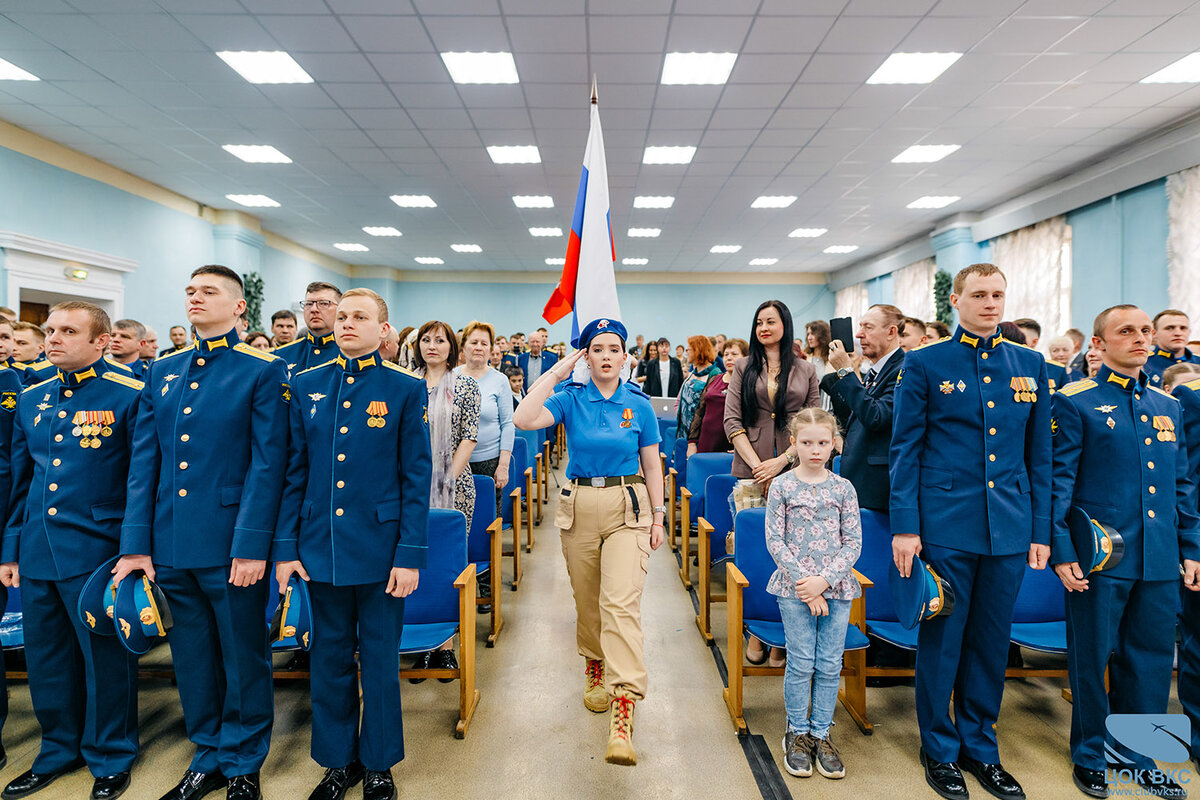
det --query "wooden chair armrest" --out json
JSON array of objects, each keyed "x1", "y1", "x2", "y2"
[
  {"x1": 454, "y1": 562, "x2": 477, "y2": 590},
  {"x1": 680, "y1": 486, "x2": 692, "y2": 500},
  {"x1": 852, "y1": 568, "x2": 874, "y2": 589},
  {"x1": 698, "y1": 517, "x2": 713, "y2": 536},
  {"x1": 727, "y1": 562, "x2": 749, "y2": 589}
]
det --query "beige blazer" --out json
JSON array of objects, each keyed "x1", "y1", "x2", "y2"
[{"x1": 722, "y1": 356, "x2": 820, "y2": 478}]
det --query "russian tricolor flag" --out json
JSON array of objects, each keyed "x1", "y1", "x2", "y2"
[{"x1": 542, "y1": 86, "x2": 621, "y2": 346}]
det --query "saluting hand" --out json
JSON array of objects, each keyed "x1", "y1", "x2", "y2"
[
  {"x1": 1054, "y1": 562, "x2": 1089, "y2": 592},
  {"x1": 113, "y1": 554, "x2": 155, "y2": 586},
  {"x1": 892, "y1": 533, "x2": 922, "y2": 578},
  {"x1": 275, "y1": 560, "x2": 309, "y2": 589},
  {"x1": 229, "y1": 558, "x2": 266, "y2": 587},
  {"x1": 1028, "y1": 543, "x2": 1050, "y2": 570},
  {"x1": 548, "y1": 348, "x2": 585, "y2": 383},
  {"x1": 1184, "y1": 559, "x2": 1200, "y2": 592},
  {"x1": 386, "y1": 567, "x2": 419, "y2": 598},
  {"x1": 0, "y1": 563, "x2": 18, "y2": 588}
]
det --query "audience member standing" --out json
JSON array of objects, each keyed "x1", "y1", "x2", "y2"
[
  {"x1": 456, "y1": 321, "x2": 514, "y2": 516},
  {"x1": 161, "y1": 325, "x2": 189, "y2": 356},
  {"x1": 899, "y1": 317, "x2": 927, "y2": 352},
  {"x1": 273, "y1": 282, "x2": 343, "y2": 375},
  {"x1": 1174, "y1": 370, "x2": 1200, "y2": 772},
  {"x1": 688, "y1": 338, "x2": 747, "y2": 456},
  {"x1": 519, "y1": 330, "x2": 559, "y2": 392},
  {"x1": 642, "y1": 337, "x2": 683, "y2": 398},
  {"x1": 1144, "y1": 309, "x2": 1198, "y2": 387},
  {"x1": 270, "y1": 310, "x2": 297, "y2": 346},
  {"x1": 676, "y1": 335, "x2": 721, "y2": 435}
]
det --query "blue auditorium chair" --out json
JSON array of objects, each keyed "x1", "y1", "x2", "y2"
[
  {"x1": 678, "y1": 452, "x2": 735, "y2": 588},
  {"x1": 511, "y1": 436, "x2": 536, "y2": 552},
  {"x1": 856, "y1": 509, "x2": 920, "y2": 655},
  {"x1": 515, "y1": 428, "x2": 545, "y2": 528},
  {"x1": 398, "y1": 509, "x2": 480, "y2": 738},
  {"x1": 1009, "y1": 563, "x2": 1069, "y2": 659},
  {"x1": 469, "y1": 474, "x2": 504, "y2": 647},
  {"x1": 696, "y1": 473, "x2": 737, "y2": 642},
  {"x1": 666, "y1": 438, "x2": 687, "y2": 550},
  {"x1": 0, "y1": 585, "x2": 22, "y2": 652},
  {"x1": 499, "y1": 441, "x2": 526, "y2": 591},
  {"x1": 723, "y1": 507, "x2": 874, "y2": 735}
]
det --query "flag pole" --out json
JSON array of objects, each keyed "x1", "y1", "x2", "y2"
[{"x1": 591, "y1": 74, "x2": 597, "y2": 105}]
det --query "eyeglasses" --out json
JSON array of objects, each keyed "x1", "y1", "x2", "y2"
[{"x1": 300, "y1": 300, "x2": 336, "y2": 310}]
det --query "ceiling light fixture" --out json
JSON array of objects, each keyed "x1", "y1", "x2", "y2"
[
  {"x1": 440, "y1": 51, "x2": 519, "y2": 84},
  {"x1": 627, "y1": 228, "x2": 661, "y2": 238},
  {"x1": 415, "y1": 257, "x2": 444, "y2": 265},
  {"x1": 0, "y1": 57, "x2": 39, "y2": 81},
  {"x1": 661, "y1": 52, "x2": 738, "y2": 85},
  {"x1": 513, "y1": 195, "x2": 554, "y2": 208},
  {"x1": 867, "y1": 52, "x2": 961, "y2": 85},
  {"x1": 633, "y1": 196, "x2": 675, "y2": 209},
  {"x1": 222, "y1": 145, "x2": 292, "y2": 164},
  {"x1": 390, "y1": 194, "x2": 437, "y2": 208},
  {"x1": 1141, "y1": 52, "x2": 1200, "y2": 83},
  {"x1": 225, "y1": 194, "x2": 280, "y2": 208},
  {"x1": 529, "y1": 227, "x2": 563, "y2": 237},
  {"x1": 749, "y1": 258, "x2": 778, "y2": 266},
  {"x1": 892, "y1": 144, "x2": 960, "y2": 163},
  {"x1": 362, "y1": 226, "x2": 402, "y2": 237},
  {"x1": 451, "y1": 244, "x2": 482, "y2": 253},
  {"x1": 710, "y1": 245, "x2": 742, "y2": 253},
  {"x1": 333, "y1": 243, "x2": 369, "y2": 252},
  {"x1": 907, "y1": 195, "x2": 960, "y2": 209},
  {"x1": 789, "y1": 228, "x2": 828, "y2": 238},
  {"x1": 622, "y1": 258, "x2": 649, "y2": 266},
  {"x1": 751, "y1": 195, "x2": 797, "y2": 209},
  {"x1": 824, "y1": 245, "x2": 859, "y2": 254},
  {"x1": 643, "y1": 146, "x2": 696, "y2": 165},
  {"x1": 487, "y1": 145, "x2": 541, "y2": 164},
  {"x1": 545, "y1": 258, "x2": 566, "y2": 266},
  {"x1": 216, "y1": 51, "x2": 313, "y2": 84}
]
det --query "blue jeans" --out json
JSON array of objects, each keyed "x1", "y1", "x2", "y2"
[{"x1": 777, "y1": 596, "x2": 851, "y2": 739}]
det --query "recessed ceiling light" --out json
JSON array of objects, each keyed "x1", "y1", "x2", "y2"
[
  {"x1": 216, "y1": 51, "x2": 313, "y2": 84},
  {"x1": 643, "y1": 146, "x2": 696, "y2": 165},
  {"x1": 866, "y1": 52, "x2": 962, "y2": 85},
  {"x1": 907, "y1": 195, "x2": 960, "y2": 209},
  {"x1": 0, "y1": 57, "x2": 39, "y2": 81},
  {"x1": 487, "y1": 145, "x2": 541, "y2": 164},
  {"x1": 627, "y1": 228, "x2": 661, "y2": 238},
  {"x1": 222, "y1": 145, "x2": 292, "y2": 164},
  {"x1": 529, "y1": 227, "x2": 563, "y2": 237},
  {"x1": 824, "y1": 245, "x2": 859, "y2": 254},
  {"x1": 415, "y1": 257, "x2": 444, "y2": 265},
  {"x1": 225, "y1": 194, "x2": 280, "y2": 208},
  {"x1": 440, "y1": 52, "x2": 519, "y2": 85},
  {"x1": 362, "y1": 226, "x2": 402, "y2": 237},
  {"x1": 390, "y1": 194, "x2": 437, "y2": 208},
  {"x1": 749, "y1": 258, "x2": 778, "y2": 266},
  {"x1": 1141, "y1": 52, "x2": 1200, "y2": 83},
  {"x1": 451, "y1": 244, "x2": 482, "y2": 253},
  {"x1": 789, "y1": 228, "x2": 828, "y2": 238},
  {"x1": 892, "y1": 144, "x2": 961, "y2": 163},
  {"x1": 333, "y1": 243, "x2": 369, "y2": 252},
  {"x1": 710, "y1": 245, "x2": 742, "y2": 253},
  {"x1": 622, "y1": 258, "x2": 649, "y2": 266},
  {"x1": 661, "y1": 52, "x2": 738, "y2": 85},
  {"x1": 545, "y1": 258, "x2": 566, "y2": 266},
  {"x1": 751, "y1": 195, "x2": 797, "y2": 209},
  {"x1": 513, "y1": 195, "x2": 554, "y2": 208},
  {"x1": 633, "y1": 196, "x2": 675, "y2": 209}
]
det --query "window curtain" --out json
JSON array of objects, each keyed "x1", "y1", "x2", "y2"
[
  {"x1": 834, "y1": 283, "x2": 868, "y2": 322},
  {"x1": 988, "y1": 216, "x2": 1072, "y2": 343},
  {"x1": 892, "y1": 258, "x2": 936, "y2": 321},
  {"x1": 1167, "y1": 165, "x2": 1200, "y2": 316}
]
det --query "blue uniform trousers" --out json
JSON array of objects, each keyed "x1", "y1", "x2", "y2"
[
  {"x1": 308, "y1": 581, "x2": 406, "y2": 771},
  {"x1": 0, "y1": 585, "x2": 7, "y2": 743},
  {"x1": 156, "y1": 566, "x2": 272, "y2": 776},
  {"x1": 22, "y1": 575, "x2": 138, "y2": 776},
  {"x1": 1065, "y1": 576, "x2": 1175, "y2": 771},
  {"x1": 916, "y1": 544, "x2": 1026, "y2": 763},
  {"x1": 1180, "y1": 586, "x2": 1200, "y2": 760}
]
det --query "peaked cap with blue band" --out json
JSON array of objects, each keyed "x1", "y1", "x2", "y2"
[
  {"x1": 113, "y1": 573, "x2": 173, "y2": 655},
  {"x1": 889, "y1": 554, "x2": 956, "y2": 630},
  {"x1": 1068, "y1": 506, "x2": 1125, "y2": 574},
  {"x1": 77, "y1": 555, "x2": 121, "y2": 637}
]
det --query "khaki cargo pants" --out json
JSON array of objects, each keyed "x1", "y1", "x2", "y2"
[{"x1": 556, "y1": 479, "x2": 652, "y2": 701}]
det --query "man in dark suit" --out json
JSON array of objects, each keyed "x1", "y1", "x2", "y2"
[
  {"x1": 641, "y1": 337, "x2": 683, "y2": 397},
  {"x1": 518, "y1": 331, "x2": 559, "y2": 393},
  {"x1": 824, "y1": 304, "x2": 904, "y2": 511}
]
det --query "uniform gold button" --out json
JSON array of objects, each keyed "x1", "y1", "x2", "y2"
[
  {"x1": 989, "y1": 428, "x2": 996, "y2": 435},
  {"x1": 343, "y1": 401, "x2": 351, "y2": 408},
  {"x1": 337, "y1": 453, "x2": 346, "y2": 462},
  {"x1": 336, "y1": 480, "x2": 345, "y2": 489},
  {"x1": 1142, "y1": 415, "x2": 1149, "y2": 422},
  {"x1": 52, "y1": 459, "x2": 60, "y2": 467},
  {"x1": 183, "y1": 407, "x2": 192, "y2": 414},
  {"x1": 181, "y1": 434, "x2": 190, "y2": 442},
  {"x1": 1145, "y1": 438, "x2": 1152, "y2": 445},
  {"x1": 340, "y1": 426, "x2": 348, "y2": 434},
  {"x1": 197, "y1": 358, "x2": 206, "y2": 366},
  {"x1": 179, "y1": 461, "x2": 188, "y2": 470},
  {"x1": 346, "y1": 376, "x2": 354, "y2": 384},
  {"x1": 178, "y1": 489, "x2": 187, "y2": 497},
  {"x1": 47, "y1": 508, "x2": 56, "y2": 516},
  {"x1": 988, "y1": 481, "x2": 994, "y2": 488},
  {"x1": 989, "y1": 454, "x2": 996, "y2": 461},
  {"x1": 1149, "y1": 486, "x2": 1156, "y2": 494},
  {"x1": 58, "y1": 410, "x2": 66, "y2": 418},
  {"x1": 63, "y1": 390, "x2": 72, "y2": 398},
  {"x1": 48, "y1": 483, "x2": 57, "y2": 492},
  {"x1": 1148, "y1": 461, "x2": 1155, "y2": 469},
  {"x1": 987, "y1": 401, "x2": 995, "y2": 408},
  {"x1": 335, "y1": 508, "x2": 344, "y2": 516},
  {"x1": 190, "y1": 382, "x2": 198, "y2": 389},
  {"x1": 1135, "y1": 393, "x2": 1141, "y2": 400},
  {"x1": 1148, "y1": 509, "x2": 1156, "y2": 518},
  {"x1": 983, "y1": 376, "x2": 991, "y2": 383},
  {"x1": 314, "y1": 349, "x2": 321, "y2": 356},
  {"x1": 981, "y1": 353, "x2": 988, "y2": 359},
  {"x1": 55, "y1": 434, "x2": 63, "y2": 442}
]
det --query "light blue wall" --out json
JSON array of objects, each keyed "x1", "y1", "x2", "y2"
[
  {"x1": 866, "y1": 274, "x2": 893, "y2": 306},
  {"x1": 1066, "y1": 178, "x2": 1169, "y2": 332},
  {"x1": 259, "y1": 246, "x2": 351, "y2": 329}
]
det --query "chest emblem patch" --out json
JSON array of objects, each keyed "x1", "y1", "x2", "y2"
[
  {"x1": 1107, "y1": 416, "x2": 1116, "y2": 429},
  {"x1": 939, "y1": 381, "x2": 955, "y2": 395},
  {"x1": 161, "y1": 374, "x2": 179, "y2": 397},
  {"x1": 308, "y1": 393, "x2": 325, "y2": 402},
  {"x1": 956, "y1": 380, "x2": 966, "y2": 393},
  {"x1": 1094, "y1": 405, "x2": 1117, "y2": 414}
]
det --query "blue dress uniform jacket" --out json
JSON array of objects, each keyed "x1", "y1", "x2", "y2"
[
  {"x1": 1, "y1": 358, "x2": 140, "y2": 777},
  {"x1": 121, "y1": 329, "x2": 290, "y2": 567},
  {"x1": 1171, "y1": 377, "x2": 1200, "y2": 761},
  {"x1": 889, "y1": 327, "x2": 1052, "y2": 554},
  {"x1": 1144, "y1": 346, "x2": 1199, "y2": 387},
  {"x1": 1045, "y1": 360, "x2": 1081, "y2": 394},
  {"x1": 1052, "y1": 366, "x2": 1200, "y2": 772},
  {"x1": 0, "y1": 366, "x2": 20, "y2": 745},
  {"x1": 274, "y1": 352, "x2": 433, "y2": 583},
  {"x1": 273, "y1": 330, "x2": 337, "y2": 376}
]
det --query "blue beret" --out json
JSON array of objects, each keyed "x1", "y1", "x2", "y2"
[
  {"x1": 269, "y1": 574, "x2": 313, "y2": 652},
  {"x1": 889, "y1": 554, "x2": 955, "y2": 630},
  {"x1": 113, "y1": 573, "x2": 173, "y2": 655},
  {"x1": 77, "y1": 555, "x2": 120, "y2": 637},
  {"x1": 1069, "y1": 506, "x2": 1124, "y2": 574},
  {"x1": 575, "y1": 317, "x2": 627, "y2": 349}
]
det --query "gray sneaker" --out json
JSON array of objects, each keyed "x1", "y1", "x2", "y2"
[
  {"x1": 782, "y1": 732, "x2": 814, "y2": 777},
  {"x1": 813, "y1": 734, "x2": 845, "y2": 779}
]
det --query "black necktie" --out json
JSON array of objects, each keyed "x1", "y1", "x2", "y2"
[{"x1": 864, "y1": 368, "x2": 877, "y2": 389}]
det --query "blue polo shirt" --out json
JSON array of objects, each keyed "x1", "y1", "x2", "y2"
[{"x1": 545, "y1": 380, "x2": 660, "y2": 480}]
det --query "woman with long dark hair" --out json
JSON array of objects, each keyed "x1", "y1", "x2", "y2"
[{"x1": 805, "y1": 320, "x2": 834, "y2": 412}]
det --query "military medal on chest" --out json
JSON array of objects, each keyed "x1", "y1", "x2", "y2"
[
  {"x1": 73, "y1": 410, "x2": 114, "y2": 448},
  {"x1": 367, "y1": 400, "x2": 388, "y2": 428},
  {"x1": 1153, "y1": 415, "x2": 1176, "y2": 442},
  {"x1": 1010, "y1": 377, "x2": 1037, "y2": 402}
]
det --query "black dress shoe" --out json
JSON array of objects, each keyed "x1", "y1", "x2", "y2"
[
  {"x1": 91, "y1": 772, "x2": 131, "y2": 800},
  {"x1": 1072, "y1": 765, "x2": 1107, "y2": 798},
  {"x1": 362, "y1": 770, "x2": 396, "y2": 800},
  {"x1": 919, "y1": 749, "x2": 969, "y2": 800},
  {"x1": 960, "y1": 755, "x2": 1025, "y2": 799},
  {"x1": 308, "y1": 762, "x2": 364, "y2": 800},
  {"x1": 226, "y1": 773, "x2": 261, "y2": 800},
  {"x1": 2, "y1": 760, "x2": 86, "y2": 799},
  {"x1": 408, "y1": 651, "x2": 432, "y2": 683},
  {"x1": 156, "y1": 770, "x2": 226, "y2": 800},
  {"x1": 478, "y1": 572, "x2": 492, "y2": 613},
  {"x1": 431, "y1": 648, "x2": 458, "y2": 683}
]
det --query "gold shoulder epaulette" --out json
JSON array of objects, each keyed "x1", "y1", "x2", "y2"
[
  {"x1": 1150, "y1": 385, "x2": 1177, "y2": 400},
  {"x1": 272, "y1": 338, "x2": 303, "y2": 353},
  {"x1": 297, "y1": 359, "x2": 338, "y2": 377},
  {"x1": 1183, "y1": 377, "x2": 1200, "y2": 392},
  {"x1": 383, "y1": 361, "x2": 419, "y2": 378},
  {"x1": 234, "y1": 342, "x2": 283, "y2": 363},
  {"x1": 1047, "y1": 359, "x2": 1067, "y2": 367},
  {"x1": 104, "y1": 356, "x2": 133, "y2": 374},
  {"x1": 156, "y1": 344, "x2": 194, "y2": 362},
  {"x1": 21, "y1": 377, "x2": 57, "y2": 394},
  {"x1": 914, "y1": 336, "x2": 951, "y2": 352},
  {"x1": 10, "y1": 362, "x2": 26, "y2": 372},
  {"x1": 1058, "y1": 379, "x2": 1097, "y2": 397},
  {"x1": 1001, "y1": 337, "x2": 1035, "y2": 350},
  {"x1": 101, "y1": 371, "x2": 145, "y2": 391}
]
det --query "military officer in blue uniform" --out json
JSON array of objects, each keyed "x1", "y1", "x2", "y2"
[
  {"x1": 1051, "y1": 304, "x2": 1200, "y2": 798},
  {"x1": 1173, "y1": 371, "x2": 1200, "y2": 772},
  {"x1": 0, "y1": 350, "x2": 22, "y2": 771},
  {"x1": 115, "y1": 265, "x2": 290, "y2": 800},
  {"x1": 272, "y1": 281, "x2": 342, "y2": 375},
  {"x1": 1144, "y1": 309, "x2": 1198, "y2": 387},
  {"x1": 0, "y1": 302, "x2": 141, "y2": 800},
  {"x1": 274, "y1": 288, "x2": 431, "y2": 800},
  {"x1": 890, "y1": 264, "x2": 1052, "y2": 800}
]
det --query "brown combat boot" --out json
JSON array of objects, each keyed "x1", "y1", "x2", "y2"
[
  {"x1": 604, "y1": 692, "x2": 637, "y2": 766},
  {"x1": 583, "y1": 659, "x2": 608, "y2": 713}
]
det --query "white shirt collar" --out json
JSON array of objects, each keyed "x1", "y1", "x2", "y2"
[{"x1": 868, "y1": 346, "x2": 901, "y2": 374}]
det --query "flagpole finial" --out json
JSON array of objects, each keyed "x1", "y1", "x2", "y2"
[{"x1": 591, "y1": 75, "x2": 598, "y2": 105}]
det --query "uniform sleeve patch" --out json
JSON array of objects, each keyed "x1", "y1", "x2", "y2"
[
  {"x1": 0, "y1": 391, "x2": 16, "y2": 411},
  {"x1": 282, "y1": 382, "x2": 291, "y2": 403}
]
